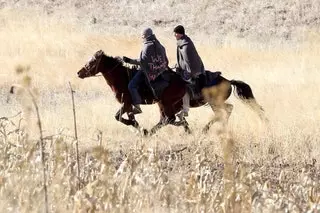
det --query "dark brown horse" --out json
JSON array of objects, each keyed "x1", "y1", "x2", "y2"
[{"x1": 77, "y1": 50, "x2": 266, "y2": 135}]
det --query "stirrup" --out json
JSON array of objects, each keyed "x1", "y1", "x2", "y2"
[
  {"x1": 132, "y1": 105, "x2": 142, "y2": 114},
  {"x1": 177, "y1": 110, "x2": 188, "y2": 120}
]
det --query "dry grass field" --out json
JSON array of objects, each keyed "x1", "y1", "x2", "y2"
[{"x1": 0, "y1": 2, "x2": 320, "y2": 212}]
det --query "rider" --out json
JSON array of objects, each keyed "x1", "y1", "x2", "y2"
[
  {"x1": 174, "y1": 25, "x2": 206, "y2": 117},
  {"x1": 123, "y1": 28, "x2": 169, "y2": 114}
]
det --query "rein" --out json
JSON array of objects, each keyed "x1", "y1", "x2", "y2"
[{"x1": 85, "y1": 55, "x2": 121, "y2": 78}]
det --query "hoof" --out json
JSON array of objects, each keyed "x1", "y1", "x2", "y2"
[
  {"x1": 184, "y1": 126, "x2": 192, "y2": 134},
  {"x1": 142, "y1": 128, "x2": 149, "y2": 136},
  {"x1": 137, "y1": 127, "x2": 149, "y2": 136},
  {"x1": 149, "y1": 128, "x2": 157, "y2": 136},
  {"x1": 202, "y1": 126, "x2": 209, "y2": 134}
]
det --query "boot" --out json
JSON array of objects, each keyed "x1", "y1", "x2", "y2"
[
  {"x1": 132, "y1": 104, "x2": 142, "y2": 114},
  {"x1": 177, "y1": 110, "x2": 188, "y2": 122}
]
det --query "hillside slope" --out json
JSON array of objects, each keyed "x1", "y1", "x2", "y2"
[{"x1": 2, "y1": 0, "x2": 320, "y2": 43}]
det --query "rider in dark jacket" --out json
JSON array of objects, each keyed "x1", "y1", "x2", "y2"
[
  {"x1": 174, "y1": 25, "x2": 206, "y2": 117},
  {"x1": 123, "y1": 28, "x2": 169, "y2": 114}
]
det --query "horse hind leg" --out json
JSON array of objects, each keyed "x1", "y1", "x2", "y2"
[
  {"x1": 149, "y1": 117, "x2": 170, "y2": 136},
  {"x1": 173, "y1": 116, "x2": 191, "y2": 134},
  {"x1": 181, "y1": 118, "x2": 191, "y2": 134},
  {"x1": 202, "y1": 82, "x2": 232, "y2": 133},
  {"x1": 150, "y1": 115, "x2": 191, "y2": 136},
  {"x1": 202, "y1": 105, "x2": 220, "y2": 134},
  {"x1": 203, "y1": 103, "x2": 233, "y2": 134},
  {"x1": 149, "y1": 104, "x2": 170, "y2": 136},
  {"x1": 225, "y1": 103, "x2": 234, "y2": 121}
]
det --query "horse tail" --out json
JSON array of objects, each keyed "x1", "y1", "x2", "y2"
[
  {"x1": 230, "y1": 80, "x2": 267, "y2": 121},
  {"x1": 230, "y1": 80, "x2": 255, "y2": 100}
]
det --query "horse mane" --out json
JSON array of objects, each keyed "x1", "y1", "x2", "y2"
[
  {"x1": 102, "y1": 53, "x2": 138, "y2": 72},
  {"x1": 103, "y1": 54, "x2": 124, "y2": 67}
]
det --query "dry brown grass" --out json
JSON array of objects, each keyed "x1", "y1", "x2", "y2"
[{"x1": 0, "y1": 8, "x2": 320, "y2": 213}]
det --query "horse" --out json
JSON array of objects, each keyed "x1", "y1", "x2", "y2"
[{"x1": 77, "y1": 50, "x2": 266, "y2": 135}]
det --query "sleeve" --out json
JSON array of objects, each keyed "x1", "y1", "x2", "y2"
[
  {"x1": 129, "y1": 45, "x2": 149, "y2": 65},
  {"x1": 163, "y1": 47, "x2": 169, "y2": 68},
  {"x1": 180, "y1": 44, "x2": 194, "y2": 74},
  {"x1": 128, "y1": 58, "x2": 140, "y2": 65}
]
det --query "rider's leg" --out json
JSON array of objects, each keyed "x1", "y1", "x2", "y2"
[
  {"x1": 128, "y1": 71, "x2": 144, "y2": 113},
  {"x1": 182, "y1": 92, "x2": 190, "y2": 116},
  {"x1": 150, "y1": 73, "x2": 170, "y2": 100},
  {"x1": 177, "y1": 91, "x2": 190, "y2": 120}
]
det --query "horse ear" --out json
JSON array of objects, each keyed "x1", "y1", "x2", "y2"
[{"x1": 95, "y1": 50, "x2": 104, "y2": 57}]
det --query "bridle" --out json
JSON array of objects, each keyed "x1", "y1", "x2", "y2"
[
  {"x1": 83, "y1": 54, "x2": 102, "y2": 77},
  {"x1": 83, "y1": 54, "x2": 121, "y2": 77}
]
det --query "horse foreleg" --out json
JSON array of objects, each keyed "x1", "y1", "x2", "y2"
[
  {"x1": 114, "y1": 107, "x2": 148, "y2": 136},
  {"x1": 127, "y1": 112, "x2": 148, "y2": 136}
]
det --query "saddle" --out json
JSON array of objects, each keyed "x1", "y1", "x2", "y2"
[
  {"x1": 187, "y1": 70, "x2": 222, "y2": 101},
  {"x1": 186, "y1": 84, "x2": 201, "y2": 101},
  {"x1": 205, "y1": 70, "x2": 222, "y2": 87}
]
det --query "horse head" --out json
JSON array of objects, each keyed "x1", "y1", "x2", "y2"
[
  {"x1": 78, "y1": 50, "x2": 125, "y2": 79},
  {"x1": 77, "y1": 50, "x2": 105, "y2": 79}
]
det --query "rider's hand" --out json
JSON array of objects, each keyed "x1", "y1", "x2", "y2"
[{"x1": 122, "y1": 56, "x2": 131, "y2": 63}]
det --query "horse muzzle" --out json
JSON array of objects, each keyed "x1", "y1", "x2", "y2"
[{"x1": 77, "y1": 68, "x2": 87, "y2": 79}]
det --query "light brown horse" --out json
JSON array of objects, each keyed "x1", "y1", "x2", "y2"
[{"x1": 77, "y1": 50, "x2": 266, "y2": 135}]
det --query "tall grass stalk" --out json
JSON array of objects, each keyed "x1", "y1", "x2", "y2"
[
  {"x1": 68, "y1": 82, "x2": 81, "y2": 190},
  {"x1": 11, "y1": 65, "x2": 49, "y2": 213}
]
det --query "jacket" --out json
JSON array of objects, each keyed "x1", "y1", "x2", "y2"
[
  {"x1": 177, "y1": 35, "x2": 204, "y2": 80},
  {"x1": 129, "y1": 35, "x2": 169, "y2": 81}
]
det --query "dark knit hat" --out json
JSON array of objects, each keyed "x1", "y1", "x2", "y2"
[{"x1": 173, "y1": 25, "x2": 185, "y2": 35}]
